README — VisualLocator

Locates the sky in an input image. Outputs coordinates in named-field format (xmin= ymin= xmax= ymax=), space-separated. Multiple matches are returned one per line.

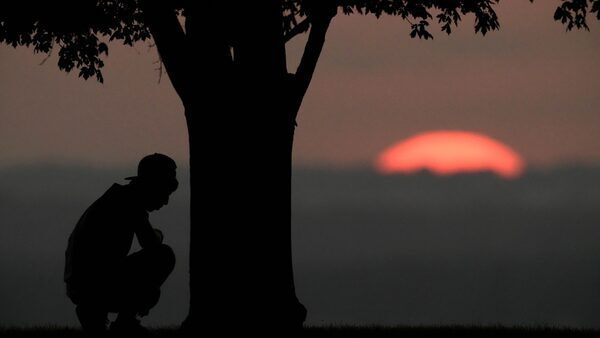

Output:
xmin=1 ymin=0 xmax=599 ymax=171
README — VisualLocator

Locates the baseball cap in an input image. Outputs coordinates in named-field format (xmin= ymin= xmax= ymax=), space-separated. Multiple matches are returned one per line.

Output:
xmin=125 ymin=153 xmax=178 ymax=191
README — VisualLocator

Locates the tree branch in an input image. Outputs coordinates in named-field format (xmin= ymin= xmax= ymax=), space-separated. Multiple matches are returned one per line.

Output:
xmin=141 ymin=1 xmax=191 ymax=103
xmin=290 ymin=15 xmax=333 ymax=122
xmin=283 ymin=18 xmax=310 ymax=43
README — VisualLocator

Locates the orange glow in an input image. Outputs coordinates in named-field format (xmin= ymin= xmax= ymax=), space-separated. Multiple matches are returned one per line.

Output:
xmin=375 ymin=131 xmax=525 ymax=179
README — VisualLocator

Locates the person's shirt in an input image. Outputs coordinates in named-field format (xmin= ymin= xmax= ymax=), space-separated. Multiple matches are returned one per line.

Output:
xmin=64 ymin=183 xmax=161 ymax=286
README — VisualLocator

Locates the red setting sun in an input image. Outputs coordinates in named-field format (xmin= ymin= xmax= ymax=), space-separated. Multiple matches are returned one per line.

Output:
xmin=375 ymin=131 xmax=525 ymax=179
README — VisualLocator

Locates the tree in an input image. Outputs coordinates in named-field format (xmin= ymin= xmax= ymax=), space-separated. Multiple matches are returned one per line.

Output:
xmin=1 ymin=0 xmax=598 ymax=333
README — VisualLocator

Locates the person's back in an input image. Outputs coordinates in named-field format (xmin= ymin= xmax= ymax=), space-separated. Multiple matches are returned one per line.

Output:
xmin=64 ymin=153 xmax=178 ymax=334
xmin=65 ymin=183 xmax=148 ymax=294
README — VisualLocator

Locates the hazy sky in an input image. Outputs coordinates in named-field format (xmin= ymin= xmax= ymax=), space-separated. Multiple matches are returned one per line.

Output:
xmin=1 ymin=1 xmax=599 ymax=169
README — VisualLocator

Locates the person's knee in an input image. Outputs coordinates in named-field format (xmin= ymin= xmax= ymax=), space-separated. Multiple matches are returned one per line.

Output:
xmin=133 ymin=244 xmax=175 ymax=287
xmin=155 ymin=244 xmax=175 ymax=273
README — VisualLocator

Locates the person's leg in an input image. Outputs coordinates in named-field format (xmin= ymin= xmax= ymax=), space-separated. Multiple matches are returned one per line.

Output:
xmin=125 ymin=243 xmax=176 ymax=289
xmin=75 ymin=304 xmax=109 ymax=334
xmin=67 ymin=283 xmax=109 ymax=333
xmin=111 ymin=244 xmax=175 ymax=330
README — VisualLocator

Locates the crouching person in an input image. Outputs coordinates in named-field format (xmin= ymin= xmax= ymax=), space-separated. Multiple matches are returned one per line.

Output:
xmin=64 ymin=154 xmax=178 ymax=334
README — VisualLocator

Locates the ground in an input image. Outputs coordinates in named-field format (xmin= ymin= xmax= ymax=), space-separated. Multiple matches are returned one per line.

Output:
xmin=1 ymin=326 xmax=599 ymax=337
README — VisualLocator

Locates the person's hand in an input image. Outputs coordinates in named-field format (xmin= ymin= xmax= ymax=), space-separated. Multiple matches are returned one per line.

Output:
xmin=154 ymin=228 xmax=164 ymax=243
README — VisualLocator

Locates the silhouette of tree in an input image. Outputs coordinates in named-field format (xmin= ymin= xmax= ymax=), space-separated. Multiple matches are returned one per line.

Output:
xmin=1 ymin=0 xmax=598 ymax=333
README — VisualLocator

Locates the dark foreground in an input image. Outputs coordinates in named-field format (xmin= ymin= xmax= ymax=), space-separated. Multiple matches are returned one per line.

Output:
xmin=1 ymin=326 xmax=600 ymax=337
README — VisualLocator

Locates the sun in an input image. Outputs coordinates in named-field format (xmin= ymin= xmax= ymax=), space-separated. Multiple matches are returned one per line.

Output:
xmin=375 ymin=130 xmax=525 ymax=179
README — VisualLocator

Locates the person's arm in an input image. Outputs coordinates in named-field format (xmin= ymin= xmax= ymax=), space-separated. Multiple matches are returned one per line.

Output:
xmin=135 ymin=212 xmax=163 ymax=249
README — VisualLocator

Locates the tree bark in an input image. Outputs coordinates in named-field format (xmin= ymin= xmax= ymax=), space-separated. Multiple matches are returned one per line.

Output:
xmin=144 ymin=1 xmax=323 ymax=333
xmin=181 ymin=74 xmax=303 ymax=333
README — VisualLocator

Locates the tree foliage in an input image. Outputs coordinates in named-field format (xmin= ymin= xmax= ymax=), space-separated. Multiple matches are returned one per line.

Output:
xmin=0 ymin=0 xmax=162 ymax=82
xmin=1 ymin=0 xmax=598 ymax=83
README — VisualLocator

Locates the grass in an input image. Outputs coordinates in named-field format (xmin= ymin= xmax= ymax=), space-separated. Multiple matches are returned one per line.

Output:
xmin=1 ymin=325 xmax=599 ymax=337
xmin=303 ymin=325 xmax=600 ymax=337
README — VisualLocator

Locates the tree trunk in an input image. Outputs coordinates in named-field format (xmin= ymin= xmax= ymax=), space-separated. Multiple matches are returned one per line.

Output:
xmin=180 ymin=1 xmax=304 ymax=333
xmin=143 ymin=1 xmax=305 ymax=332
xmin=182 ymin=86 xmax=302 ymax=333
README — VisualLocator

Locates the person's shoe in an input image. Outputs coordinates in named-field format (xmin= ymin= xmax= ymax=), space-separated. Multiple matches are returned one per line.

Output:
xmin=109 ymin=315 xmax=149 ymax=336
xmin=75 ymin=305 xmax=108 ymax=334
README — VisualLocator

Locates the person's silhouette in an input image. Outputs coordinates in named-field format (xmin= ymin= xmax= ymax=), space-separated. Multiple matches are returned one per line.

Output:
xmin=64 ymin=153 xmax=178 ymax=334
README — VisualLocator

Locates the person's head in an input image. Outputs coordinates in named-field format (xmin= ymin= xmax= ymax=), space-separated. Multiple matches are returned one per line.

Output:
xmin=126 ymin=153 xmax=179 ymax=211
